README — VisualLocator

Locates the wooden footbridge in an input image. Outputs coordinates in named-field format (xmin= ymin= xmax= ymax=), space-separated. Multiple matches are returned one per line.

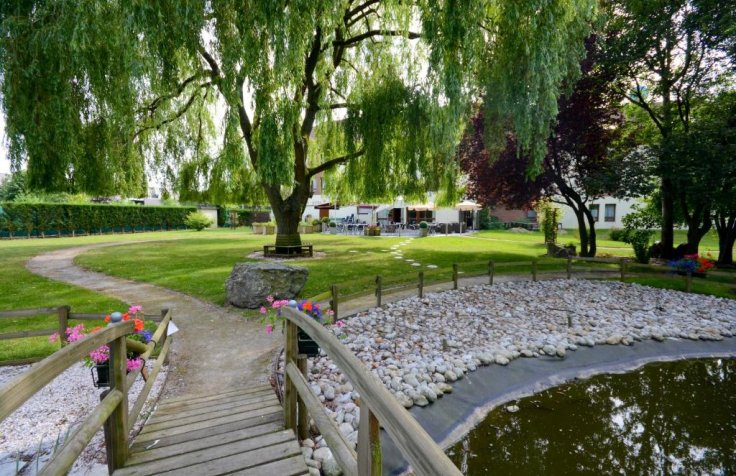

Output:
xmin=0 ymin=305 xmax=461 ymax=476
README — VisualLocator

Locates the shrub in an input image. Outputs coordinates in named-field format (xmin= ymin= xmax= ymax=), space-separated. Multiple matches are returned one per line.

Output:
xmin=328 ymin=221 xmax=336 ymax=227
xmin=185 ymin=211 xmax=213 ymax=231
xmin=622 ymin=205 xmax=657 ymax=264
xmin=321 ymin=216 xmax=330 ymax=224
xmin=312 ymin=219 xmax=321 ymax=226
xmin=608 ymin=228 xmax=625 ymax=241
xmin=535 ymin=200 xmax=561 ymax=244
xmin=419 ymin=221 xmax=428 ymax=229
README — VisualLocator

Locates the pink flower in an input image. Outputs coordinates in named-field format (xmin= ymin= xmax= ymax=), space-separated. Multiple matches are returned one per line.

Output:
xmin=49 ymin=333 xmax=59 ymax=344
xmin=260 ymin=306 xmax=267 ymax=315
xmin=266 ymin=295 xmax=274 ymax=303
xmin=89 ymin=346 xmax=110 ymax=364
xmin=325 ymin=309 xmax=335 ymax=317
xmin=335 ymin=320 xmax=346 ymax=328
xmin=265 ymin=324 xmax=274 ymax=335
xmin=127 ymin=358 xmax=143 ymax=372
xmin=128 ymin=305 xmax=143 ymax=315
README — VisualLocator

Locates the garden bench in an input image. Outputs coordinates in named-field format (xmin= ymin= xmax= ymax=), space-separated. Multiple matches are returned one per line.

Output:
xmin=263 ymin=244 xmax=313 ymax=257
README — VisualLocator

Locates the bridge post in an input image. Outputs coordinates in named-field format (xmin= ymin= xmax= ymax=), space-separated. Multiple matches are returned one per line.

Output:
xmin=488 ymin=260 xmax=494 ymax=285
xmin=297 ymin=355 xmax=309 ymax=441
xmin=357 ymin=403 xmax=382 ymax=476
xmin=567 ymin=256 xmax=572 ymax=279
xmin=284 ymin=320 xmax=298 ymax=431
xmin=452 ymin=264 xmax=458 ymax=290
xmin=105 ymin=334 xmax=129 ymax=471
xmin=532 ymin=260 xmax=538 ymax=282
xmin=620 ymin=258 xmax=626 ymax=282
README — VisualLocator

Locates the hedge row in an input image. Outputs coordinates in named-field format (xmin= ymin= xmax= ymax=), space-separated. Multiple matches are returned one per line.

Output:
xmin=0 ymin=203 xmax=196 ymax=238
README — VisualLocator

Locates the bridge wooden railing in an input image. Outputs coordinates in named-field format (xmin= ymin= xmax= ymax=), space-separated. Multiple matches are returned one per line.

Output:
xmin=281 ymin=307 xmax=462 ymax=476
xmin=0 ymin=306 xmax=165 ymax=366
xmin=0 ymin=309 xmax=173 ymax=475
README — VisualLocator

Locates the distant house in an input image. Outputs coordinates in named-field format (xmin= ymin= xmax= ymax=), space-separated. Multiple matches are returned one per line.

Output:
xmin=559 ymin=197 xmax=640 ymax=230
xmin=0 ymin=173 xmax=9 ymax=184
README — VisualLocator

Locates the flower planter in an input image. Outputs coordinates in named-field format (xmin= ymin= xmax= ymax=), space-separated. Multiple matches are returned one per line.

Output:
xmin=252 ymin=224 xmax=264 ymax=234
xmin=297 ymin=330 xmax=320 ymax=357
xmin=419 ymin=228 xmax=428 ymax=237
xmin=92 ymin=362 xmax=110 ymax=388
xmin=298 ymin=225 xmax=314 ymax=234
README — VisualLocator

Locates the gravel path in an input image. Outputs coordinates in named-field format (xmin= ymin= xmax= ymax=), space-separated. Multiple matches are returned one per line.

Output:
xmin=26 ymin=243 xmax=279 ymax=397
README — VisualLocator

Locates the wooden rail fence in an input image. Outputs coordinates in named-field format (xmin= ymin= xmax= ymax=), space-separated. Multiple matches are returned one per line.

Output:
xmin=324 ymin=255 xmax=713 ymax=316
xmin=282 ymin=307 xmax=462 ymax=476
xmin=0 ymin=309 xmax=173 ymax=474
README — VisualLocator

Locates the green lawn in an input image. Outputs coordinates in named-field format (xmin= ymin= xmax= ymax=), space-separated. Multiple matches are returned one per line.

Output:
xmin=0 ymin=231 xmax=193 ymax=362
xmin=1 ymin=227 xmax=733 ymax=362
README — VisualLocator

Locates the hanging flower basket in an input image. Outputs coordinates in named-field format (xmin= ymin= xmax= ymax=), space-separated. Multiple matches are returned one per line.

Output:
xmin=297 ymin=330 xmax=320 ymax=357
xmin=92 ymin=362 xmax=110 ymax=388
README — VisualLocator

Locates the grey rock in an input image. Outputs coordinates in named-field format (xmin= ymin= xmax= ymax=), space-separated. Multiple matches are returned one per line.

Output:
xmin=313 ymin=447 xmax=333 ymax=463
xmin=226 ymin=262 xmax=308 ymax=308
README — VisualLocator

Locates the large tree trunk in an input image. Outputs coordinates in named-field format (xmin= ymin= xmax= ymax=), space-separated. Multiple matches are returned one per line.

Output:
xmin=264 ymin=181 xmax=311 ymax=254
xmin=660 ymin=177 xmax=675 ymax=258
xmin=584 ymin=209 xmax=597 ymax=257
xmin=683 ymin=198 xmax=712 ymax=255
xmin=575 ymin=210 xmax=590 ymax=257
xmin=715 ymin=214 xmax=736 ymax=266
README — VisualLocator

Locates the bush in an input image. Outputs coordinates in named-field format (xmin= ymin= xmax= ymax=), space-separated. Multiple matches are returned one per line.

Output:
xmin=321 ymin=216 xmax=330 ymax=224
xmin=419 ymin=221 xmax=428 ymax=229
xmin=311 ymin=219 xmax=321 ymax=226
xmin=0 ymin=202 xmax=194 ymax=238
xmin=625 ymin=230 xmax=654 ymax=264
xmin=328 ymin=221 xmax=336 ymax=227
xmin=185 ymin=211 xmax=213 ymax=231
xmin=608 ymin=228 xmax=625 ymax=241
xmin=622 ymin=205 xmax=657 ymax=263
xmin=535 ymin=200 xmax=561 ymax=244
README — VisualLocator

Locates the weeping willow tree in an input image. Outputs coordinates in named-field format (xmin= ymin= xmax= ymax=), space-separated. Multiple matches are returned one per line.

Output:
xmin=0 ymin=0 xmax=595 ymax=249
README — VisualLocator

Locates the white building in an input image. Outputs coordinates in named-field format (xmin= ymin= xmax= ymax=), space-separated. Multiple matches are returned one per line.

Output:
xmin=559 ymin=197 xmax=640 ymax=230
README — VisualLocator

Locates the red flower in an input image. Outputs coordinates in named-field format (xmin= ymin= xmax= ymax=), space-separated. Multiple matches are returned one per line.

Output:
xmin=104 ymin=315 xmax=111 ymax=323
xmin=134 ymin=319 xmax=144 ymax=332
xmin=122 ymin=313 xmax=130 ymax=321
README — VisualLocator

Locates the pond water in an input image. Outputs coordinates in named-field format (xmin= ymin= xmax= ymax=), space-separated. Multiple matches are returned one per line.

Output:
xmin=448 ymin=358 xmax=736 ymax=475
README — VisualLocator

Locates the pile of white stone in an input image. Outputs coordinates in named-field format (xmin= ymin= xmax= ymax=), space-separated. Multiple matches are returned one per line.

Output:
xmin=294 ymin=279 xmax=736 ymax=474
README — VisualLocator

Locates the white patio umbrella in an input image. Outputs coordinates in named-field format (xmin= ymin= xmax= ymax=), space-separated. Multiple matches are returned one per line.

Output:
xmin=456 ymin=200 xmax=481 ymax=211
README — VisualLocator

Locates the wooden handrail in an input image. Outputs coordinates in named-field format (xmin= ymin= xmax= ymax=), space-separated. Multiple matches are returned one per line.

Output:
xmin=282 ymin=307 xmax=462 ymax=476
xmin=0 ymin=308 xmax=174 ymax=474
xmin=0 ymin=320 xmax=135 ymax=423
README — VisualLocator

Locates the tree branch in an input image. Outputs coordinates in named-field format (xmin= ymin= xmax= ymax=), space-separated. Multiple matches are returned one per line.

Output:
xmin=134 ymin=85 xmax=209 ymax=139
xmin=334 ymin=29 xmax=421 ymax=48
xmin=307 ymin=149 xmax=365 ymax=178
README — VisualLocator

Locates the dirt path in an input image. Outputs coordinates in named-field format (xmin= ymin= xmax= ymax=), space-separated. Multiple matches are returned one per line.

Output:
xmin=26 ymin=243 xmax=279 ymax=400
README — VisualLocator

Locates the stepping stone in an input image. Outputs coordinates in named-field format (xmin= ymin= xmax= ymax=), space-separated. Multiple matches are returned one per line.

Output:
xmin=411 ymin=263 xmax=421 ymax=267
xmin=426 ymin=265 xmax=438 ymax=269
xmin=394 ymin=256 xmax=403 ymax=260
xmin=349 ymin=250 xmax=358 ymax=253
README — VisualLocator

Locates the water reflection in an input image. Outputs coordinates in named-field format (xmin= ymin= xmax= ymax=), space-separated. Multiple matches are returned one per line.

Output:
xmin=448 ymin=359 xmax=736 ymax=475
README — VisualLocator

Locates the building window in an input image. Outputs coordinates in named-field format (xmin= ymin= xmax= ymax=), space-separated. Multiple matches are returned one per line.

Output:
xmin=605 ymin=204 xmax=616 ymax=222
xmin=590 ymin=204 xmax=599 ymax=221
xmin=527 ymin=210 xmax=537 ymax=221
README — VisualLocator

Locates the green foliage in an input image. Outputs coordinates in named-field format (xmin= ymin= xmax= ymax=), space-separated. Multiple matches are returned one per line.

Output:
xmin=535 ymin=201 xmax=561 ymax=244
xmin=622 ymin=205 xmax=658 ymax=263
xmin=184 ymin=211 xmax=213 ymax=231
xmin=419 ymin=221 xmax=429 ymax=229
xmin=1 ymin=0 xmax=597 ymax=223
xmin=0 ymin=172 xmax=26 ymax=201
xmin=608 ymin=228 xmax=626 ymax=241
xmin=0 ymin=203 xmax=194 ymax=238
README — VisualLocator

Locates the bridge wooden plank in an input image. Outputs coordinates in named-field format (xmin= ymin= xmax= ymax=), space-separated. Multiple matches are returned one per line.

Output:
xmin=142 ymin=398 xmax=278 ymax=433
xmin=157 ymin=439 xmax=302 ymax=476
xmin=134 ymin=403 xmax=282 ymax=444
xmin=156 ymin=385 xmax=271 ymax=407
xmin=130 ymin=409 xmax=283 ymax=453
xmin=126 ymin=421 xmax=283 ymax=466
xmin=152 ymin=389 xmax=274 ymax=417
xmin=117 ymin=429 xmax=295 ymax=476
xmin=229 ymin=455 xmax=310 ymax=476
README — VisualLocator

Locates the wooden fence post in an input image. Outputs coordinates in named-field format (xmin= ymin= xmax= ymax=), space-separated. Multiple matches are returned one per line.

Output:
xmin=105 ymin=334 xmax=128 ymax=471
xmin=297 ymin=355 xmax=309 ymax=441
xmin=357 ymin=404 xmax=382 ymax=476
xmin=375 ymin=276 xmax=382 ymax=308
xmin=685 ymin=271 xmax=692 ymax=292
xmin=57 ymin=305 xmax=70 ymax=347
xmin=284 ymin=320 xmax=298 ymax=431
xmin=619 ymin=258 xmax=626 ymax=282
xmin=330 ymin=284 xmax=339 ymax=321
xmin=488 ymin=260 xmax=495 ymax=285
xmin=452 ymin=264 xmax=458 ymax=290
xmin=532 ymin=260 xmax=538 ymax=282
xmin=566 ymin=256 xmax=572 ymax=279
xmin=418 ymin=272 xmax=424 ymax=298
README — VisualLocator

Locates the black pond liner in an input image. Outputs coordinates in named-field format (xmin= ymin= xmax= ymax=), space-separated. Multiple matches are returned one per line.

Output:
xmin=382 ymin=337 xmax=736 ymax=475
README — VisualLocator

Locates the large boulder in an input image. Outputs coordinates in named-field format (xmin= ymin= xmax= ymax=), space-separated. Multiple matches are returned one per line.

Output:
xmin=226 ymin=262 xmax=308 ymax=308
